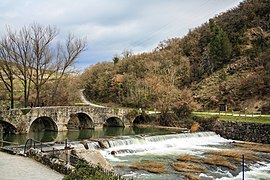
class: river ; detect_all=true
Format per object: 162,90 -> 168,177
1,127 -> 270,180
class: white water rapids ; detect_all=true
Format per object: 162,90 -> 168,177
89,131 -> 270,180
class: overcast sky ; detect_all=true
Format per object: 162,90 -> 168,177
0,0 -> 242,69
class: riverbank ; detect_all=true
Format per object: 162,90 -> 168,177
213,120 -> 270,144
0,151 -> 63,180
133,124 -> 188,131
191,113 -> 270,144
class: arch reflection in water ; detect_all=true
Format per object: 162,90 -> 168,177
28,131 -> 58,142
66,129 -> 94,141
103,127 -> 125,136
3,133 -> 28,145
0,120 -> 17,134
29,116 -> 58,142
30,116 -> 58,132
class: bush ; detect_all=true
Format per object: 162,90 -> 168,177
20,108 -> 31,115
63,159 -> 119,180
172,103 -> 192,118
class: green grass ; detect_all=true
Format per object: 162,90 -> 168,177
193,112 -> 270,124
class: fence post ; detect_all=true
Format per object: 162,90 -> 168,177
0,125 -> 3,147
40,142 -> 43,152
242,154 -> 244,180
66,152 -> 68,165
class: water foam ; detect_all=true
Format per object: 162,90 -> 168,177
216,162 -> 270,180
102,131 -> 229,158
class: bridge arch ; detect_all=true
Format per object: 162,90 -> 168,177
67,112 -> 94,129
104,117 -> 124,127
133,115 -> 151,124
0,120 -> 17,134
29,116 -> 58,132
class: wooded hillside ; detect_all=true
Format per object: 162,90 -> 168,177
82,0 -> 270,113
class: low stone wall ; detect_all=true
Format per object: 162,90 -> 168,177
27,148 -> 74,175
212,120 -> 270,144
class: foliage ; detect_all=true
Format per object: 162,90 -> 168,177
20,108 -> 31,115
81,0 -> 270,116
193,112 -> 270,124
63,159 -> 119,180
0,23 -> 86,108
209,20 -> 232,71
48,153 -> 58,159
125,109 -> 139,120
172,103 -> 192,118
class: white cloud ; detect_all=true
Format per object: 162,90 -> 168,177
0,0 -> 243,68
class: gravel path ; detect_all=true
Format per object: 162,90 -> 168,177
79,89 -> 106,108
0,151 -> 63,180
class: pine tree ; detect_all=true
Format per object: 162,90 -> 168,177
209,20 -> 232,71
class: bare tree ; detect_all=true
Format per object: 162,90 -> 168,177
29,24 -> 87,106
0,23 -> 87,107
6,26 -> 33,107
49,34 -> 87,104
30,24 -> 59,106
0,36 -> 15,109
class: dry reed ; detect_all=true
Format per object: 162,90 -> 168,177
177,154 -> 201,163
206,149 -> 259,162
185,173 -> 200,180
171,162 -> 207,173
130,161 -> 166,174
233,142 -> 270,153
202,155 -> 236,170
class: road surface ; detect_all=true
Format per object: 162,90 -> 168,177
0,151 -> 63,180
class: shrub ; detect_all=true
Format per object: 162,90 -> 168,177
20,108 -> 31,115
172,103 -> 192,118
63,159 -> 119,180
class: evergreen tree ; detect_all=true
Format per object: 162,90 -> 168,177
209,20 -> 232,71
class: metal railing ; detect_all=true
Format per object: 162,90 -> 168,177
23,138 -> 123,179
0,140 -> 20,153
194,111 -> 263,117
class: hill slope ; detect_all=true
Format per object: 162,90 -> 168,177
82,0 -> 270,113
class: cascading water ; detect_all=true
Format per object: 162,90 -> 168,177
97,131 -> 270,180
5,126 -> 268,179
102,132 -> 228,156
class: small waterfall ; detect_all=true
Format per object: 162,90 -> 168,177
107,131 -> 218,148
87,141 -> 100,149
104,131 -> 228,155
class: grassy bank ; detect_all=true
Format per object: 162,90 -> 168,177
193,112 -> 270,124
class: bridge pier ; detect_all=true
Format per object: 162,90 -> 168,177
0,106 -> 133,134
57,123 -> 68,132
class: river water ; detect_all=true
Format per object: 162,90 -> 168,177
99,131 -> 270,180
2,127 -> 270,180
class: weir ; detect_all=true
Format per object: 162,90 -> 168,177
80,131 -> 226,154
96,131 -> 270,180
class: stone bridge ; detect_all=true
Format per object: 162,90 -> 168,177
0,106 -> 140,134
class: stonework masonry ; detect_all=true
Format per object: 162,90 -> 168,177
0,106 -> 132,133
212,120 -> 270,144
